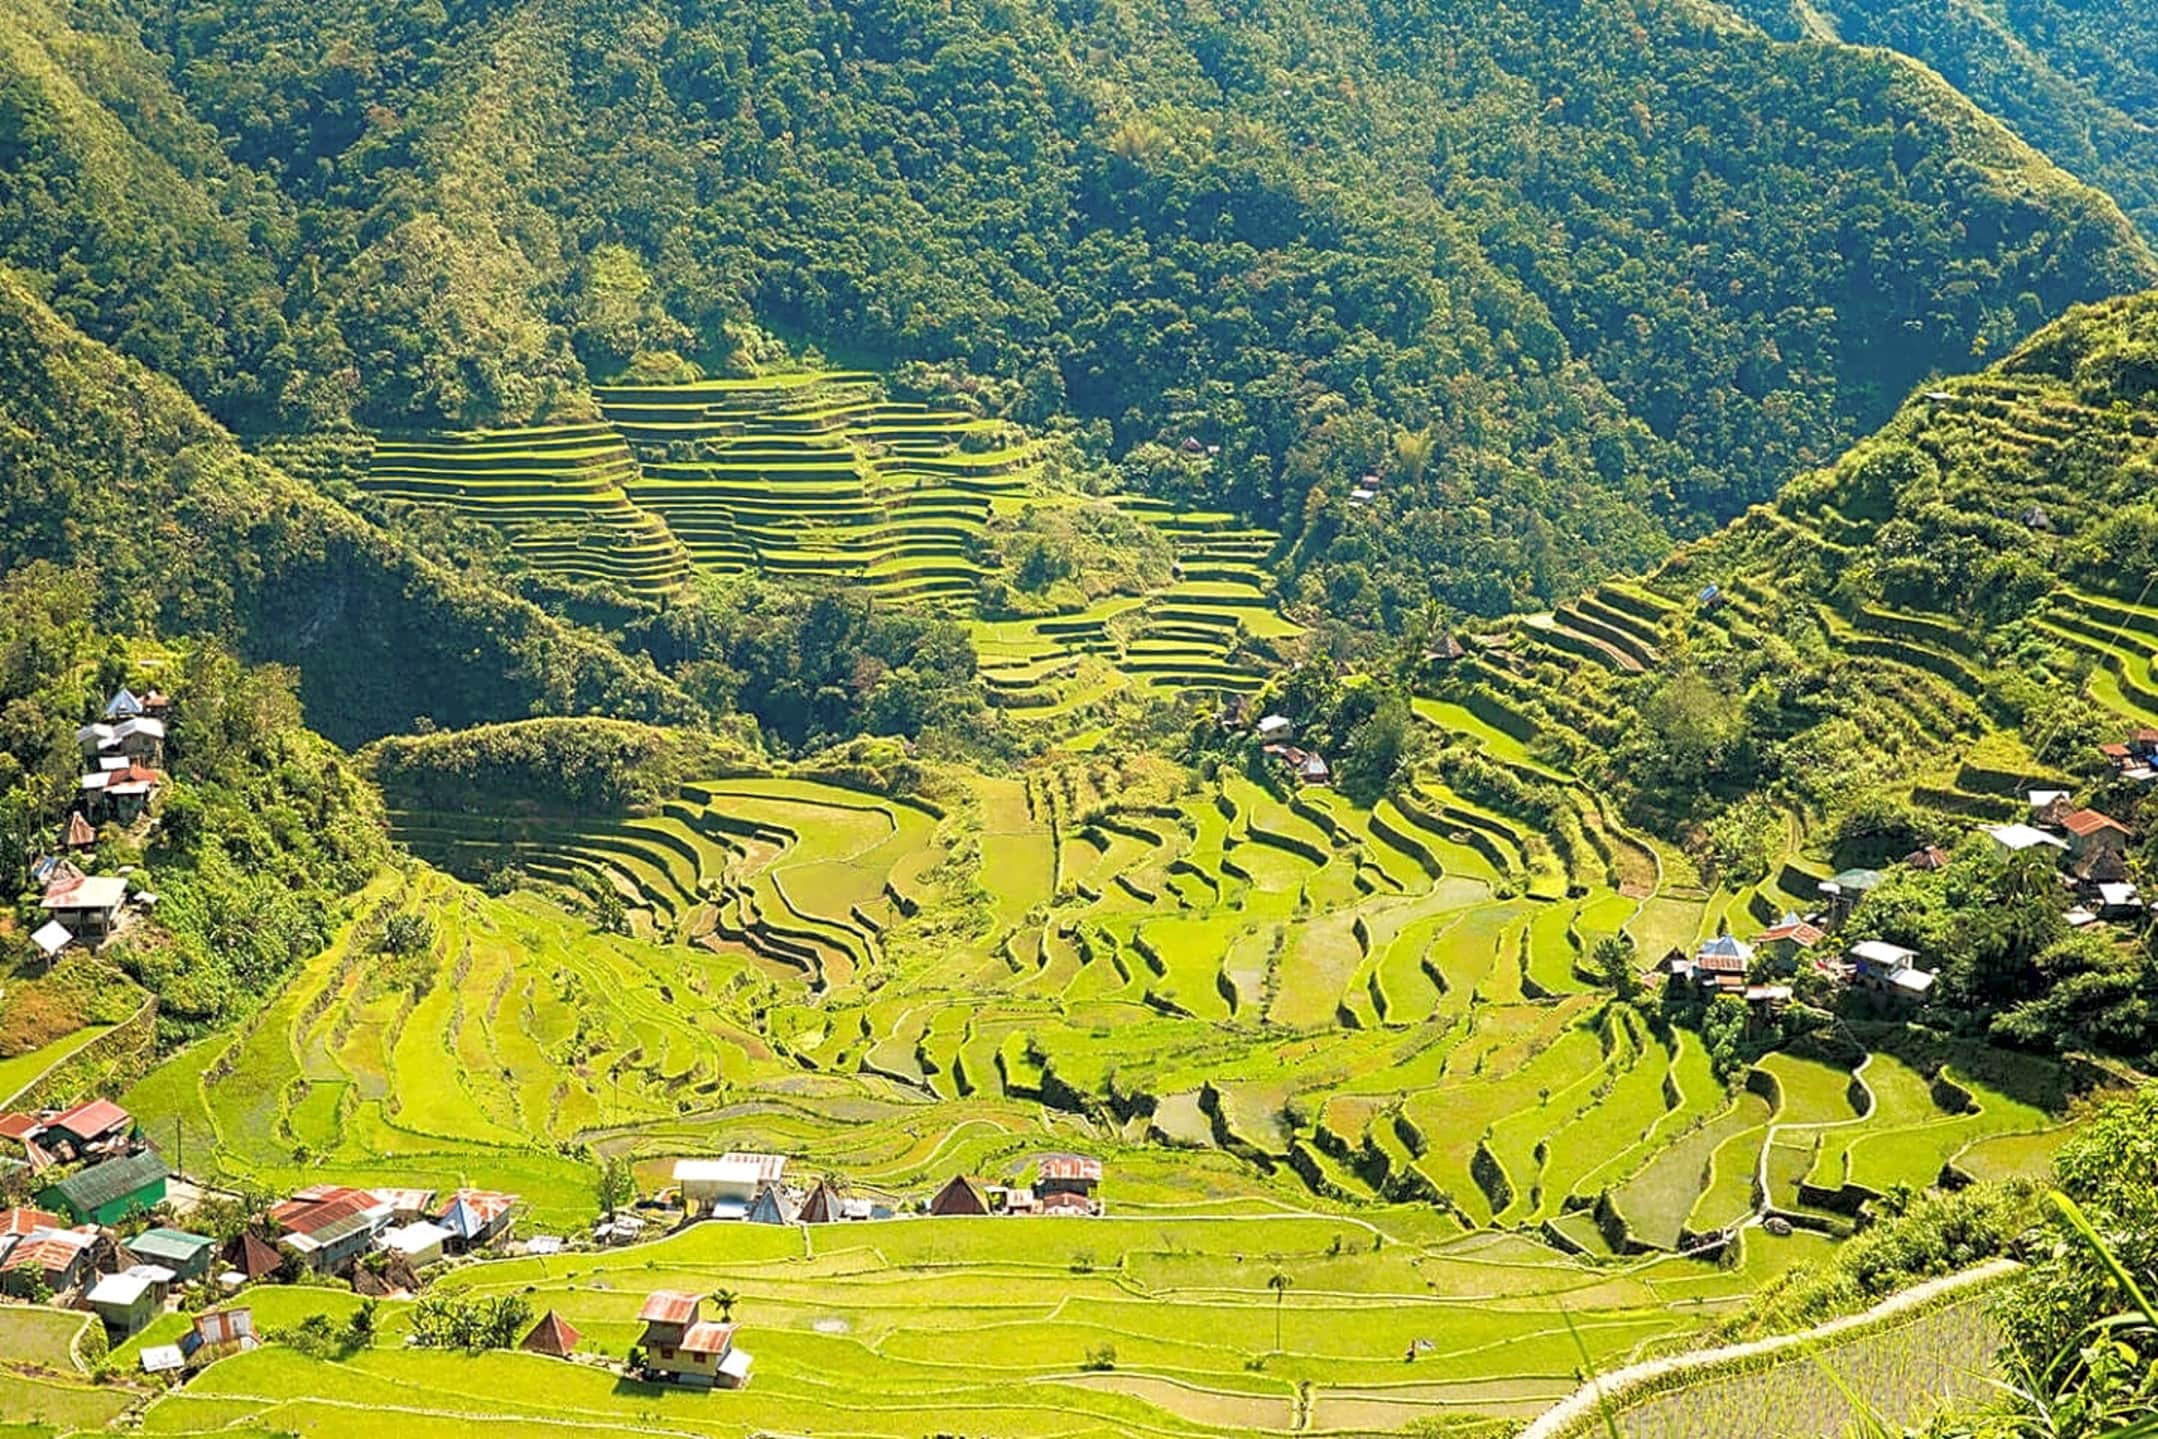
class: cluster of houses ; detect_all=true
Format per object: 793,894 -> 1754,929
27,688 -> 172,960
264,1182 -> 519,1282
660,1151 -> 1106,1228
1671,778 -> 2147,1014
2098,728 -> 2158,786
1254,713 -> 1331,787
0,1092 -> 529,1344
926,1155 -> 1103,1217
669,1152 -> 892,1229
73,687 -> 168,823
1984,785 -> 2143,925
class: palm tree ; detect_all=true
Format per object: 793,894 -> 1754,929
1266,1271 -> 1293,1354
710,1287 -> 739,1322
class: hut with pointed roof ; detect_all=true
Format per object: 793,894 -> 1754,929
522,1309 -> 581,1358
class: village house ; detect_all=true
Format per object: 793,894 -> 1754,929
0,1224 -> 97,1298
1849,940 -> 1934,1002
41,1150 -> 167,1226
88,1264 -> 176,1337
1752,913 -> 1826,971
143,1306 -> 259,1375
797,1180 -> 844,1225
1985,822 -> 2070,858
0,1207 -> 65,1239
436,1189 -> 518,1251
87,762 -> 163,822
221,1231 -> 286,1288
1036,1155 -> 1103,1216
675,1154 -> 785,1220
1671,934 -> 1752,994
1254,714 -> 1294,743
378,1220 -> 454,1269
2027,789 -> 2074,828
1903,844 -> 1950,871
128,1227 -> 216,1284
637,1290 -> 753,1389
42,1098 -> 134,1161
38,866 -> 128,943
1816,869 -> 1883,929
270,1185 -> 394,1273
59,813 -> 95,853
2060,808 -> 2132,863
371,1187 -> 438,1224
744,1183 -> 802,1226
105,716 -> 166,767
0,1117 -> 59,1175
1261,743 -> 1331,787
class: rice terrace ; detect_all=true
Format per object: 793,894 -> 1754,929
5,5 -> 2158,1429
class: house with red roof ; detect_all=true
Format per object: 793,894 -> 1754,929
270,1186 -> 393,1273
0,1224 -> 97,1298
1036,1155 -> 1103,1214
43,1098 -> 133,1160
638,1291 -> 752,1388
0,1117 -> 57,1175
1752,914 -> 1826,971
0,1207 -> 65,1238
2061,808 -> 2132,862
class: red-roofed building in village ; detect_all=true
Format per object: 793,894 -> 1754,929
2061,808 -> 2132,862
637,1291 -> 752,1388
0,1207 -> 64,1238
0,1117 -> 57,1175
1036,1155 -> 1103,1214
270,1186 -> 392,1273
0,1224 -> 96,1298
43,1098 -> 132,1159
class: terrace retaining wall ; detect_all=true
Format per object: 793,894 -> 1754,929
1519,1256 -> 2021,1439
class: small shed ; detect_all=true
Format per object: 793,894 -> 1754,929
128,1228 -> 216,1283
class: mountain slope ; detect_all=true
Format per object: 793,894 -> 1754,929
1728,0 -> 2158,240
0,262 -> 698,746
5,0 -> 2152,624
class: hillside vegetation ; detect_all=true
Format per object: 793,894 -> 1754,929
1732,0 -> 2158,241
4,0 -> 2155,621
0,265 -> 696,746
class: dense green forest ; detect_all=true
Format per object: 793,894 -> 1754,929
1732,0 -> 2158,242
2,0 -> 2152,621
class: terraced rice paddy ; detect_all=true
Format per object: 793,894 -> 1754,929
354,371 -> 1299,708
117,1206 -> 1848,1438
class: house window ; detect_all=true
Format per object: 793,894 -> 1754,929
660,1347 -> 674,1359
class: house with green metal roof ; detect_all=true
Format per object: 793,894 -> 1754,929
39,1152 -> 167,1226
128,1227 -> 215,1282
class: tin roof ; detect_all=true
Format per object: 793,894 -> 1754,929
638,1290 -> 701,1325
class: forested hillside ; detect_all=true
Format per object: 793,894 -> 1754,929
4,0 -> 2152,621
0,264 -> 696,745
1731,0 -> 2158,240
